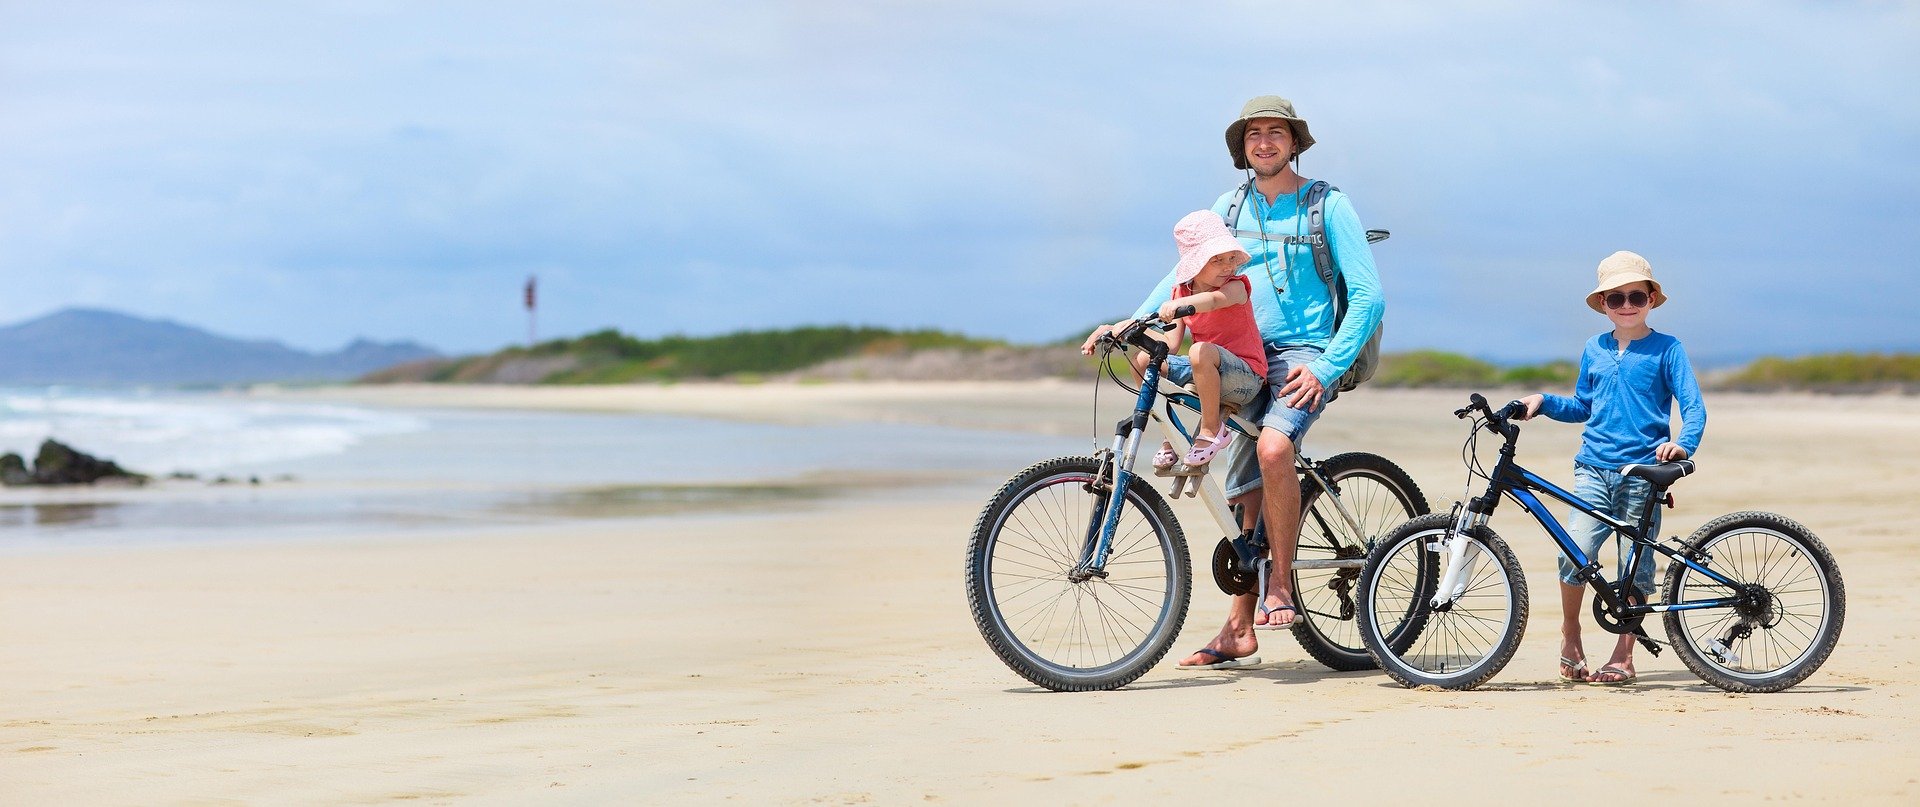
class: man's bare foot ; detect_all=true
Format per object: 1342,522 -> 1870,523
1255,591 -> 1299,628
1559,636 -> 1588,681
1590,663 -> 1637,685
1177,630 -> 1258,667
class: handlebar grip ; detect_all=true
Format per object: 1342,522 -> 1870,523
1172,305 -> 1196,319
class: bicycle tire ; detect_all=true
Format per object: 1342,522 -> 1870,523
1661,511 -> 1845,693
965,456 -> 1191,692
1290,452 -> 1431,671
1358,513 -> 1529,690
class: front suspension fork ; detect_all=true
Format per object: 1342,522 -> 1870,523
1430,507 -> 1485,609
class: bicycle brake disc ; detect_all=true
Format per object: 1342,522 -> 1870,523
1212,538 -> 1257,596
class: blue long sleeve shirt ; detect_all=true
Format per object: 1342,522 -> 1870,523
1538,330 -> 1707,469
1132,182 -> 1384,387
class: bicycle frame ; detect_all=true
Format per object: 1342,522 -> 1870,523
1074,326 -> 1369,579
1443,405 -> 1745,622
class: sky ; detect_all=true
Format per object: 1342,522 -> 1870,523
1,1 -> 1915,364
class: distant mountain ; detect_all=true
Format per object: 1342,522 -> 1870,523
0,308 -> 440,386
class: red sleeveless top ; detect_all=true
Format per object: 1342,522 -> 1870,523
1176,275 -> 1268,377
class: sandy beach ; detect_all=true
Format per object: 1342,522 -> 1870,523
6,383 -> 1918,803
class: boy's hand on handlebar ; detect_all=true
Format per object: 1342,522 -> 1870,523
1655,443 -> 1689,462
1513,394 -> 1544,421
1280,365 -> 1325,413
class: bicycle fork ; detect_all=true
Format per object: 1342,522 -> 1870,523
1071,366 -> 1163,582
1429,506 -> 1485,609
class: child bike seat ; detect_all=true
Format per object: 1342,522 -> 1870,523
1620,460 -> 1695,489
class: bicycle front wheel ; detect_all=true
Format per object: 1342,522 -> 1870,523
1663,511 -> 1845,693
1358,513 -> 1528,690
1291,452 -> 1431,671
965,456 -> 1191,692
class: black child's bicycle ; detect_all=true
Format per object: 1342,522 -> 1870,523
1356,393 -> 1845,693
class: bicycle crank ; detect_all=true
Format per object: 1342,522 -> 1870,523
1212,536 -> 1258,596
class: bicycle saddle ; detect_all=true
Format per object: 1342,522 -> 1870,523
1620,460 -> 1695,488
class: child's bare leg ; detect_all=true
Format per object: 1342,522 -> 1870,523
1594,589 -> 1641,682
1189,342 -> 1223,439
1560,582 -> 1587,680
1127,349 -> 1155,380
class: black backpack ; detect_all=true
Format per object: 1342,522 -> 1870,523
1220,179 -> 1388,393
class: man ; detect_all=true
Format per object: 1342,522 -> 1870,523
1105,95 -> 1384,669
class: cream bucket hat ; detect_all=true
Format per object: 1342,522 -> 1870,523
1586,251 -> 1668,313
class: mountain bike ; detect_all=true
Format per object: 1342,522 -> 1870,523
1356,393 -> 1845,693
966,315 -> 1429,691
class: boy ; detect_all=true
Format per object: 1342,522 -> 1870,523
1516,251 -> 1707,685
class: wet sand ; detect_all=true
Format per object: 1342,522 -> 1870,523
5,384 -> 1917,803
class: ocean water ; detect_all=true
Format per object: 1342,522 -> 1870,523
0,389 -> 1082,548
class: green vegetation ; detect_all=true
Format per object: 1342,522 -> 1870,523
362,325 -> 1917,394
1371,351 -> 1577,389
1497,360 -> 1578,387
1372,350 -> 1499,387
376,326 -> 1007,384
1725,352 -> 1920,389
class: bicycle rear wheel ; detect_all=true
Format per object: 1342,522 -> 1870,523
1291,452 -> 1430,670
966,456 -> 1191,692
1358,513 -> 1528,690
1662,511 -> 1845,693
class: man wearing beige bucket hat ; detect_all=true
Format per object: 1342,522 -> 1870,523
1513,250 -> 1707,685
1094,95 -> 1385,669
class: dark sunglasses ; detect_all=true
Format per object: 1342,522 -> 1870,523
1603,290 -> 1651,310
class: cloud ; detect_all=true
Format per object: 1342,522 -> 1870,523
0,1 -> 1915,359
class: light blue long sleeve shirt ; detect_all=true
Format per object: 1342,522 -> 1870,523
1133,181 -> 1384,387
1538,330 -> 1708,469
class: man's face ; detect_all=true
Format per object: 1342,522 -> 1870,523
1242,118 -> 1294,176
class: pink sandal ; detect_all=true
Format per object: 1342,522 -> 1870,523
1182,430 -> 1235,467
1152,441 -> 1179,471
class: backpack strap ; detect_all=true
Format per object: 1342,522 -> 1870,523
1302,180 -> 1348,328
1222,180 -> 1252,233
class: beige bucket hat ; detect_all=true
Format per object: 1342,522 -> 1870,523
1586,251 -> 1668,313
1225,95 -> 1316,170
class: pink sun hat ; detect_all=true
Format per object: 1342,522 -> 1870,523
1172,210 -> 1250,285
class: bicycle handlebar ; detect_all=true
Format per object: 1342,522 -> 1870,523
1456,393 -> 1525,440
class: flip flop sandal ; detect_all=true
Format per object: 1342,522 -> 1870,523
1177,647 -> 1262,671
1152,441 -> 1179,472
1589,665 -> 1637,686
1253,601 -> 1300,631
1181,430 -> 1236,467
1559,656 -> 1590,682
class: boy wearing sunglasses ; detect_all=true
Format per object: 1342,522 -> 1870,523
1514,251 -> 1708,686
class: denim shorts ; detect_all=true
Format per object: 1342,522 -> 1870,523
1217,344 -> 1335,500
1557,462 -> 1661,596
1163,349 -> 1263,410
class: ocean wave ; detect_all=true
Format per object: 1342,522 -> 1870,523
0,391 -> 428,472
